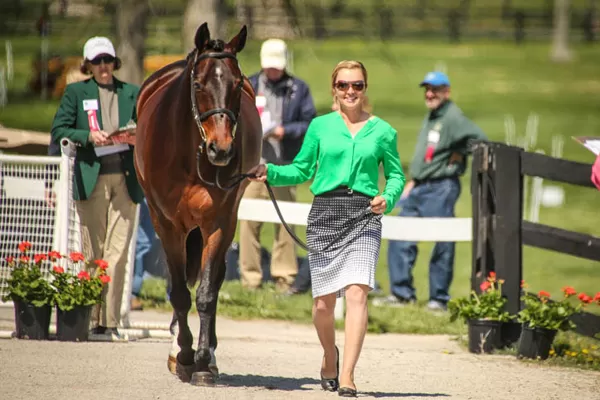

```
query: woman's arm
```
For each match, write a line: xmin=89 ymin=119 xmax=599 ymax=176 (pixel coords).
xmin=266 ymin=120 xmax=319 ymax=186
xmin=380 ymin=128 xmax=406 ymax=214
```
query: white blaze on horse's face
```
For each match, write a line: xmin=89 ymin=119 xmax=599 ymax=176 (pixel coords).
xmin=215 ymin=67 xmax=223 ymax=80
xmin=200 ymin=56 xmax=242 ymax=167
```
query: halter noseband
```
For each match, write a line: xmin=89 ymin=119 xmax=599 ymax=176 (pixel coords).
xmin=190 ymin=50 xmax=244 ymax=151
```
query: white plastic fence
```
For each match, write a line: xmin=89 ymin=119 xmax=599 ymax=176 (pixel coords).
xmin=0 ymin=139 xmax=80 ymax=301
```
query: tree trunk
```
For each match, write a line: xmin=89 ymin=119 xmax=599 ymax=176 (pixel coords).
xmin=114 ymin=0 xmax=149 ymax=86
xmin=551 ymin=0 xmax=572 ymax=62
xmin=182 ymin=0 xmax=225 ymax=53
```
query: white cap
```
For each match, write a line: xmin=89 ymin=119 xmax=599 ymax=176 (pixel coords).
xmin=260 ymin=39 xmax=287 ymax=70
xmin=83 ymin=36 xmax=116 ymax=61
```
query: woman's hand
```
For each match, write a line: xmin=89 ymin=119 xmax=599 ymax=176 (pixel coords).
xmin=247 ymin=164 xmax=268 ymax=182
xmin=89 ymin=130 xmax=110 ymax=146
xmin=370 ymin=195 xmax=387 ymax=214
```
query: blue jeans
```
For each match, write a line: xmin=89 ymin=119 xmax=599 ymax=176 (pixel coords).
xmin=132 ymin=198 xmax=157 ymax=296
xmin=386 ymin=177 xmax=461 ymax=304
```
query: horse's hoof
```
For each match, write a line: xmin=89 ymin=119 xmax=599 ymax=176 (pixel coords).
xmin=190 ymin=371 xmax=216 ymax=386
xmin=209 ymin=363 xmax=219 ymax=379
xmin=167 ymin=355 xmax=177 ymax=375
xmin=176 ymin=360 xmax=195 ymax=383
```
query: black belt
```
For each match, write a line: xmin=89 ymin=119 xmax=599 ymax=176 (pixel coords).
xmin=319 ymin=186 xmax=370 ymax=197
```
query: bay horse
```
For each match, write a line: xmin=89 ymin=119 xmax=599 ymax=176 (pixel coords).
xmin=134 ymin=22 xmax=262 ymax=385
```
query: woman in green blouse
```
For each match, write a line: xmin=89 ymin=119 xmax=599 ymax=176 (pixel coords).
xmin=249 ymin=60 xmax=405 ymax=397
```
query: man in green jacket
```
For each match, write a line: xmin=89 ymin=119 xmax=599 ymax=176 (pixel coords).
xmin=51 ymin=36 xmax=142 ymax=338
xmin=375 ymin=71 xmax=487 ymax=311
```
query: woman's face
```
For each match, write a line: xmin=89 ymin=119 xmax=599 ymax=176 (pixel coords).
xmin=88 ymin=54 xmax=115 ymax=84
xmin=333 ymin=68 xmax=366 ymax=112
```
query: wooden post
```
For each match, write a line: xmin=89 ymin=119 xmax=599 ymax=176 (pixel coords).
xmin=490 ymin=143 xmax=523 ymax=345
xmin=471 ymin=142 xmax=494 ymax=294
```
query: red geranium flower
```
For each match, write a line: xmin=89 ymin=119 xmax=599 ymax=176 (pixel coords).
xmin=77 ymin=271 xmax=90 ymax=280
xmin=94 ymin=259 xmax=109 ymax=270
xmin=53 ymin=266 xmax=64 ymax=274
xmin=480 ymin=281 xmax=491 ymax=292
xmin=100 ymin=275 xmax=111 ymax=284
xmin=538 ymin=291 xmax=551 ymax=299
xmin=18 ymin=241 xmax=32 ymax=253
xmin=562 ymin=286 xmax=576 ymax=297
xmin=70 ymin=252 xmax=85 ymax=263
xmin=5 ymin=256 xmax=14 ymax=264
xmin=48 ymin=251 xmax=62 ymax=261
xmin=34 ymin=254 xmax=48 ymax=264
xmin=20 ymin=256 xmax=29 ymax=263
xmin=594 ymin=292 xmax=600 ymax=302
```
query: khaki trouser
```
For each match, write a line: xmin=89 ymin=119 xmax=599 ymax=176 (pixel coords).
xmin=239 ymin=181 xmax=298 ymax=289
xmin=76 ymin=173 xmax=137 ymax=329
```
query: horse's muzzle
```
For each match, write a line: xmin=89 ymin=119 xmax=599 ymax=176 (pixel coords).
xmin=206 ymin=141 xmax=234 ymax=166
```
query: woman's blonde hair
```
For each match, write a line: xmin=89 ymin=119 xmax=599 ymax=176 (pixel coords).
xmin=331 ymin=60 xmax=372 ymax=113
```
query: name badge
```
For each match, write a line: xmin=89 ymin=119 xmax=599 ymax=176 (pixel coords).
xmin=255 ymin=95 xmax=266 ymax=116
xmin=427 ymin=130 xmax=440 ymax=144
xmin=83 ymin=99 xmax=98 ymax=111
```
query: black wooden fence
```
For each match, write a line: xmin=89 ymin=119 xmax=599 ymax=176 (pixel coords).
xmin=471 ymin=141 xmax=600 ymax=344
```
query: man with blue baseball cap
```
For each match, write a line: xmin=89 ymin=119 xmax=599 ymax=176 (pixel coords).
xmin=375 ymin=71 xmax=487 ymax=312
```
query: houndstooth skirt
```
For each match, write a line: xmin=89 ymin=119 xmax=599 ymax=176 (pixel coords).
xmin=306 ymin=188 xmax=383 ymax=299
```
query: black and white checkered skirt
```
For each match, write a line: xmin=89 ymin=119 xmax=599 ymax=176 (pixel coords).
xmin=306 ymin=189 xmax=383 ymax=298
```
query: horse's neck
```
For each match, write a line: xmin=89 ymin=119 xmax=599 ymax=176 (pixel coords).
xmin=242 ymin=76 xmax=256 ymax=102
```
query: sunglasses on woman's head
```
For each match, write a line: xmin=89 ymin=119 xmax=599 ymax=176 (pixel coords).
xmin=90 ymin=55 xmax=115 ymax=65
xmin=334 ymin=80 xmax=365 ymax=92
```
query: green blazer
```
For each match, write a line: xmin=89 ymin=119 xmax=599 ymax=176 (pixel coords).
xmin=50 ymin=77 xmax=143 ymax=204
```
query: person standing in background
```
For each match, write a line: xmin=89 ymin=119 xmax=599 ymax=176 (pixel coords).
xmin=240 ymin=38 xmax=317 ymax=293
xmin=376 ymin=71 xmax=487 ymax=312
xmin=51 ymin=36 xmax=143 ymax=339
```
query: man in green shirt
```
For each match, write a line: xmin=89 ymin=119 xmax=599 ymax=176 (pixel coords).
xmin=375 ymin=71 xmax=487 ymax=311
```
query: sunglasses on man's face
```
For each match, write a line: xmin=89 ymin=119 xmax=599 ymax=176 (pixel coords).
xmin=90 ymin=55 xmax=115 ymax=65
xmin=334 ymin=80 xmax=366 ymax=92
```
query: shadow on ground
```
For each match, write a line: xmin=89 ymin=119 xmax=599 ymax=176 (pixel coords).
xmin=217 ymin=373 xmax=450 ymax=398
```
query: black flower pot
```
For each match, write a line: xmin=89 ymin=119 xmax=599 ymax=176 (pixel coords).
xmin=56 ymin=305 xmax=92 ymax=342
xmin=468 ymin=319 xmax=503 ymax=354
xmin=517 ymin=324 xmax=557 ymax=360
xmin=14 ymin=300 xmax=51 ymax=340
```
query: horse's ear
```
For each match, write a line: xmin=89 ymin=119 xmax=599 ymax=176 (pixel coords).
xmin=227 ymin=25 xmax=247 ymax=54
xmin=194 ymin=22 xmax=211 ymax=51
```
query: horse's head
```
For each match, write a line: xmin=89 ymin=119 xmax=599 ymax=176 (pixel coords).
xmin=190 ymin=22 xmax=247 ymax=167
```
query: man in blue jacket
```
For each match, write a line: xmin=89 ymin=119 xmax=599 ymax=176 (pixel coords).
xmin=239 ymin=38 xmax=316 ymax=292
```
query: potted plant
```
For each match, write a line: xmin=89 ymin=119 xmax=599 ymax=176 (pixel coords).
xmin=49 ymin=253 xmax=111 ymax=342
xmin=2 ymin=242 xmax=55 ymax=340
xmin=448 ymin=272 xmax=513 ymax=354
xmin=516 ymin=283 xmax=599 ymax=360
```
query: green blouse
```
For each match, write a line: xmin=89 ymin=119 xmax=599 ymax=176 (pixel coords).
xmin=266 ymin=112 xmax=406 ymax=214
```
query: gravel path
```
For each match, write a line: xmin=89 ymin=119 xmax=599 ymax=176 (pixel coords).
xmin=1 ymin=308 xmax=599 ymax=400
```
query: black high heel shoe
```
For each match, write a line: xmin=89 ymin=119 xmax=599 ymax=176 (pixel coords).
xmin=320 ymin=345 xmax=339 ymax=392
xmin=338 ymin=387 xmax=358 ymax=397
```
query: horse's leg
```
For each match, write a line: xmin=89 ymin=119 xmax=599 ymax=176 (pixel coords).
xmin=155 ymin=224 xmax=195 ymax=382
xmin=190 ymin=230 xmax=230 ymax=386
xmin=169 ymin=275 xmax=196 ymax=383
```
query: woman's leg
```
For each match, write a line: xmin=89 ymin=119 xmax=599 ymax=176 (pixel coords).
xmin=313 ymin=293 xmax=338 ymax=378
xmin=340 ymin=284 xmax=370 ymax=389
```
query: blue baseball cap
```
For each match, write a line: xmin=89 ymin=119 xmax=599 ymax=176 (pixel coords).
xmin=419 ymin=71 xmax=450 ymax=87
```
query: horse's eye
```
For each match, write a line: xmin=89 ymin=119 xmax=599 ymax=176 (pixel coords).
xmin=193 ymin=82 xmax=202 ymax=90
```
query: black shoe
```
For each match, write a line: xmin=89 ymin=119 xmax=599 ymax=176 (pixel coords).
xmin=90 ymin=326 xmax=106 ymax=335
xmin=320 ymin=345 xmax=339 ymax=392
xmin=338 ymin=387 xmax=357 ymax=397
